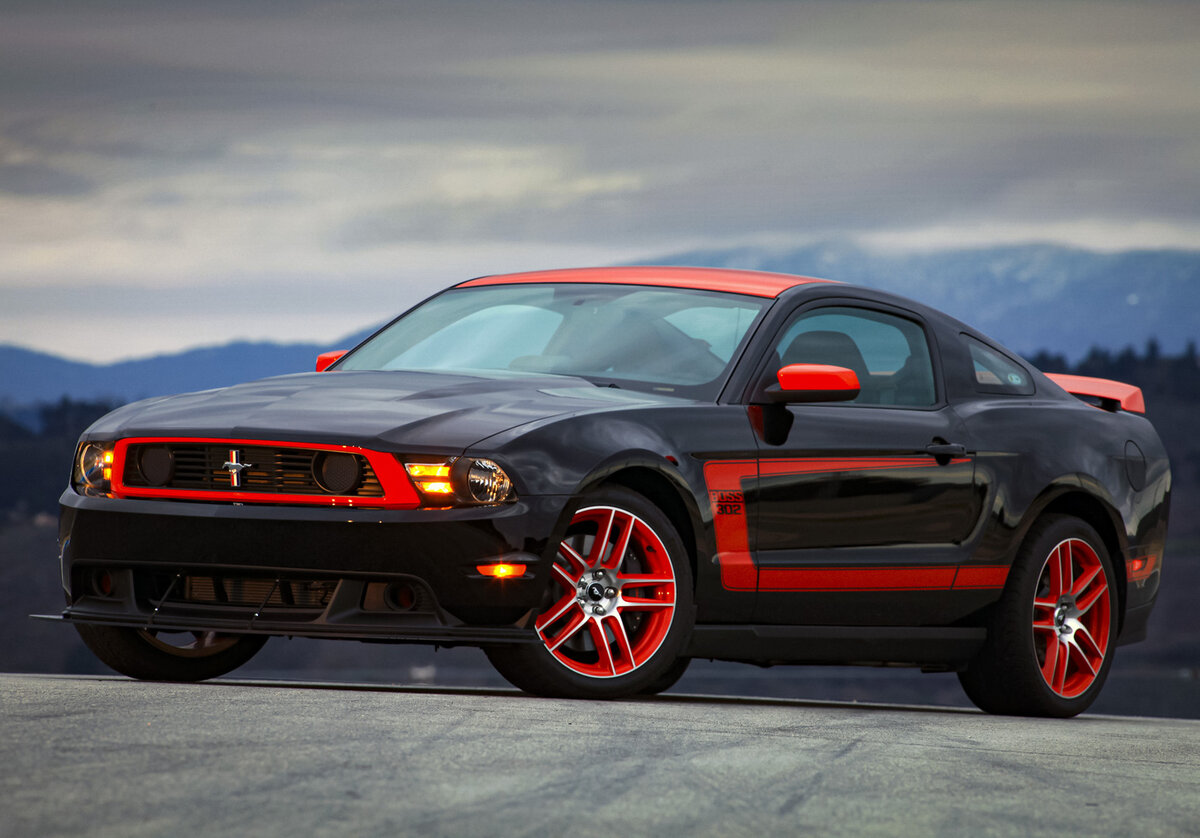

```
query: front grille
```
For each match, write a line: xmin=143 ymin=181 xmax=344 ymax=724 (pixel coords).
xmin=121 ymin=443 xmax=384 ymax=498
xmin=179 ymin=576 xmax=339 ymax=610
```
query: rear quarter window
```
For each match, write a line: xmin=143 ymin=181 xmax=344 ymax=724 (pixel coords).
xmin=964 ymin=336 xmax=1035 ymax=395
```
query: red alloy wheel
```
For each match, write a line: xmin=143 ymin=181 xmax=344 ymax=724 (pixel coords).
xmin=1031 ymin=537 xmax=1112 ymax=699
xmin=535 ymin=505 xmax=677 ymax=679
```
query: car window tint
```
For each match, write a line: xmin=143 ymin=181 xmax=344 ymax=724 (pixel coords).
xmin=381 ymin=305 xmax=562 ymax=371
xmin=339 ymin=283 xmax=768 ymax=399
xmin=664 ymin=305 xmax=761 ymax=363
xmin=965 ymin=336 xmax=1034 ymax=395
xmin=773 ymin=306 xmax=936 ymax=406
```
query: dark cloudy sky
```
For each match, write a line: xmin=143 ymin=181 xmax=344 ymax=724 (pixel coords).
xmin=2 ymin=0 xmax=1198 ymax=361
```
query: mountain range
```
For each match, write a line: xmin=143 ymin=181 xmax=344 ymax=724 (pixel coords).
xmin=2 ymin=242 xmax=1197 ymax=412
xmin=647 ymin=241 xmax=1200 ymax=360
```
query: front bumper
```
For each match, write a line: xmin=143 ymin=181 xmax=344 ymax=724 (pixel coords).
xmin=57 ymin=489 xmax=567 ymax=643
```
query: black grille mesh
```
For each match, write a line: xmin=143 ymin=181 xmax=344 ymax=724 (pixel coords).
xmin=180 ymin=576 xmax=338 ymax=609
xmin=121 ymin=443 xmax=384 ymax=497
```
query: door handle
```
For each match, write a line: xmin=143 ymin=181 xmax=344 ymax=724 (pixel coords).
xmin=925 ymin=442 xmax=967 ymax=459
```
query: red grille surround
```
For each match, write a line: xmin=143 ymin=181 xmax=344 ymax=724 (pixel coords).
xmin=110 ymin=437 xmax=420 ymax=509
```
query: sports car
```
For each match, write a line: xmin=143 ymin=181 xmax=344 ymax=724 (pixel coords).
xmin=51 ymin=266 xmax=1170 ymax=716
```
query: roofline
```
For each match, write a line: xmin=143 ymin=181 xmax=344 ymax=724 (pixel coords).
xmin=456 ymin=266 xmax=835 ymax=299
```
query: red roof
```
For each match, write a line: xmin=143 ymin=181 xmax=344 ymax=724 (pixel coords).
xmin=457 ymin=266 xmax=833 ymax=299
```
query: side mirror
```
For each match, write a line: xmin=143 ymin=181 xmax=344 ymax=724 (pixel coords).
xmin=316 ymin=350 xmax=347 ymax=372
xmin=767 ymin=363 xmax=860 ymax=403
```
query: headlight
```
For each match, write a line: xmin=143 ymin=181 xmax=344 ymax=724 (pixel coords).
xmin=403 ymin=457 xmax=515 ymax=505
xmin=74 ymin=442 xmax=115 ymax=497
xmin=464 ymin=458 xmax=513 ymax=503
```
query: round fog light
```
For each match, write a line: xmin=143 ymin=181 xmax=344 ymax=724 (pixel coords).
xmin=138 ymin=446 xmax=174 ymax=487
xmin=314 ymin=452 xmax=362 ymax=494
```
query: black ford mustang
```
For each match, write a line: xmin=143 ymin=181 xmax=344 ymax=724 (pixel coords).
xmin=52 ymin=267 xmax=1170 ymax=716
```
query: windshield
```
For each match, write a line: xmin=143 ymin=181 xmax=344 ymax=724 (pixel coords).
xmin=338 ymin=283 xmax=768 ymax=399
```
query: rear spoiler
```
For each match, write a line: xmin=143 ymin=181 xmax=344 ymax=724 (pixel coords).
xmin=1045 ymin=373 xmax=1145 ymax=414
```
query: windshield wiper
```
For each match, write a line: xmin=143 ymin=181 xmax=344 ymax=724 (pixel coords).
xmin=582 ymin=377 xmax=622 ymax=389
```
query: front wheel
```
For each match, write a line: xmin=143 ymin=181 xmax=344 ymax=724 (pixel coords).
xmin=637 ymin=655 xmax=692 ymax=696
xmin=486 ymin=487 xmax=694 ymax=699
xmin=75 ymin=623 xmax=268 ymax=682
xmin=959 ymin=515 xmax=1117 ymax=717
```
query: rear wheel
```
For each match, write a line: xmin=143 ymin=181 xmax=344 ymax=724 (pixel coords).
xmin=75 ymin=623 xmax=267 ymax=682
xmin=487 ymin=487 xmax=694 ymax=699
xmin=959 ymin=515 xmax=1117 ymax=717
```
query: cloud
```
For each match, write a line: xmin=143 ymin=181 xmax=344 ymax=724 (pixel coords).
xmin=0 ymin=0 xmax=1197 ymax=360
xmin=0 ymin=162 xmax=94 ymax=196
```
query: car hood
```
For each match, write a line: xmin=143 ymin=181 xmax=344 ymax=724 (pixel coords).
xmin=86 ymin=369 xmax=684 ymax=452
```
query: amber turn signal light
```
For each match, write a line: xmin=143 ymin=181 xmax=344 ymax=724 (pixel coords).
xmin=476 ymin=563 xmax=527 ymax=578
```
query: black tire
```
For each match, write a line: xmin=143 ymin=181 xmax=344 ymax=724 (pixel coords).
xmin=75 ymin=623 xmax=268 ymax=682
xmin=486 ymin=486 xmax=695 ymax=699
xmin=637 ymin=655 xmax=692 ymax=696
xmin=959 ymin=515 xmax=1118 ymax=717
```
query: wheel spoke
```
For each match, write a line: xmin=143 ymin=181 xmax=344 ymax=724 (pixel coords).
xmin=1039 ymin=635 xmax=1057 ymax=682
xmin=587 ymin=509 xmax=616 ymax=567
xmin=1040 ymin=635 xmax=1062 ymax=688
xmin=604 ymin=511 xmax=636 ymax=571
xmin=588 ymin=619 xmax=617 ymax=676
xmin=1062 ymin=543 xmax=1077 ymax=593
xmin=1076 ymin=578 xmax=1108 ymax=615
xmin=618 ymin=571 xmax=675 ymax=611
xmin=1071 ymin=563 xmax=1101 ymax=599
xmin=617 ymin=573 xmax=674 ymax=587
xmin=1052 ymin=640 xmax=1070 ymax=693
xmin=190 ymin=631 xmax=218 ymax=651
xmin=1050 ymin=544 xmax=1071 ymax=598
xmin=535 ymin=592 xmax=580 ymax=634
xmin=1032 ymin=597 xmax=1057 ymax=628
xmin=1066 ymin=641 xmax=1098 ymax=682
xmin=558 ymin=540 xmax=588 ymax=576
xmin=619 ymin=595 xmax=675 ymax=610
xmin=605 ymin=614 xmax=636 ymax=672
xmin=551 ymin=563 xmax=578 ymax=590
xmin=1073 ymin=626 xmax=1104 ymax=669
xmin=541 ymin=608 xmax=588 ymax=652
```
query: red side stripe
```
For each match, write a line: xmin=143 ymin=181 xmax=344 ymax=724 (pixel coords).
xmin=701 ymin=459 xmax=759 ymax=591
xmin=952 ymin=565 xmax=1010 ymax=589
xmin=759 ymin=566 xmax=956 ymax=592
xmin=702 ymin=455 xmax=974 ymax=592
xmin=759 ymin=456 xmax=969 ymax=477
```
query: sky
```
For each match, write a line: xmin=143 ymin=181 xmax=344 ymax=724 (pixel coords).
xmin=2 ymin=0 xmax=1199 ymax=362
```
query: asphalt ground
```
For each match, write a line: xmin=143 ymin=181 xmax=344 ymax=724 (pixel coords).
xmin=3 ymin=674 xmax=1198 ymax=837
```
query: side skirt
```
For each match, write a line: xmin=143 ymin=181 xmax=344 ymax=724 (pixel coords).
xmin=684 ymin=624 xmax=986 ymax=668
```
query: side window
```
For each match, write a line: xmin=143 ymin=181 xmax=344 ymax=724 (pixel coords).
xmin=964 ymin=336 xmax=1034 ymax=395
xmin=772 ymin=306 xmax=936 ymax=406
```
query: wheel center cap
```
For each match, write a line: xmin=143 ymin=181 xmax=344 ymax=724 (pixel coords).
xmin=586 ymin=582 xmax=606 ymax=602
xmin=1054 ymin=600 xmax=1078 ymax=637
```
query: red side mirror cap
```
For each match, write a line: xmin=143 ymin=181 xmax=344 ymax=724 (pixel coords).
xmin=316 ymin=350 xmax=347 ymax=372
xmin=772 ymin=363 xmax=860 ymax=403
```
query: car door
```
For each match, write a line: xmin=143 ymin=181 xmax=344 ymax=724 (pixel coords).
xmin=746 ymin=302 xmax=985 ymax=626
